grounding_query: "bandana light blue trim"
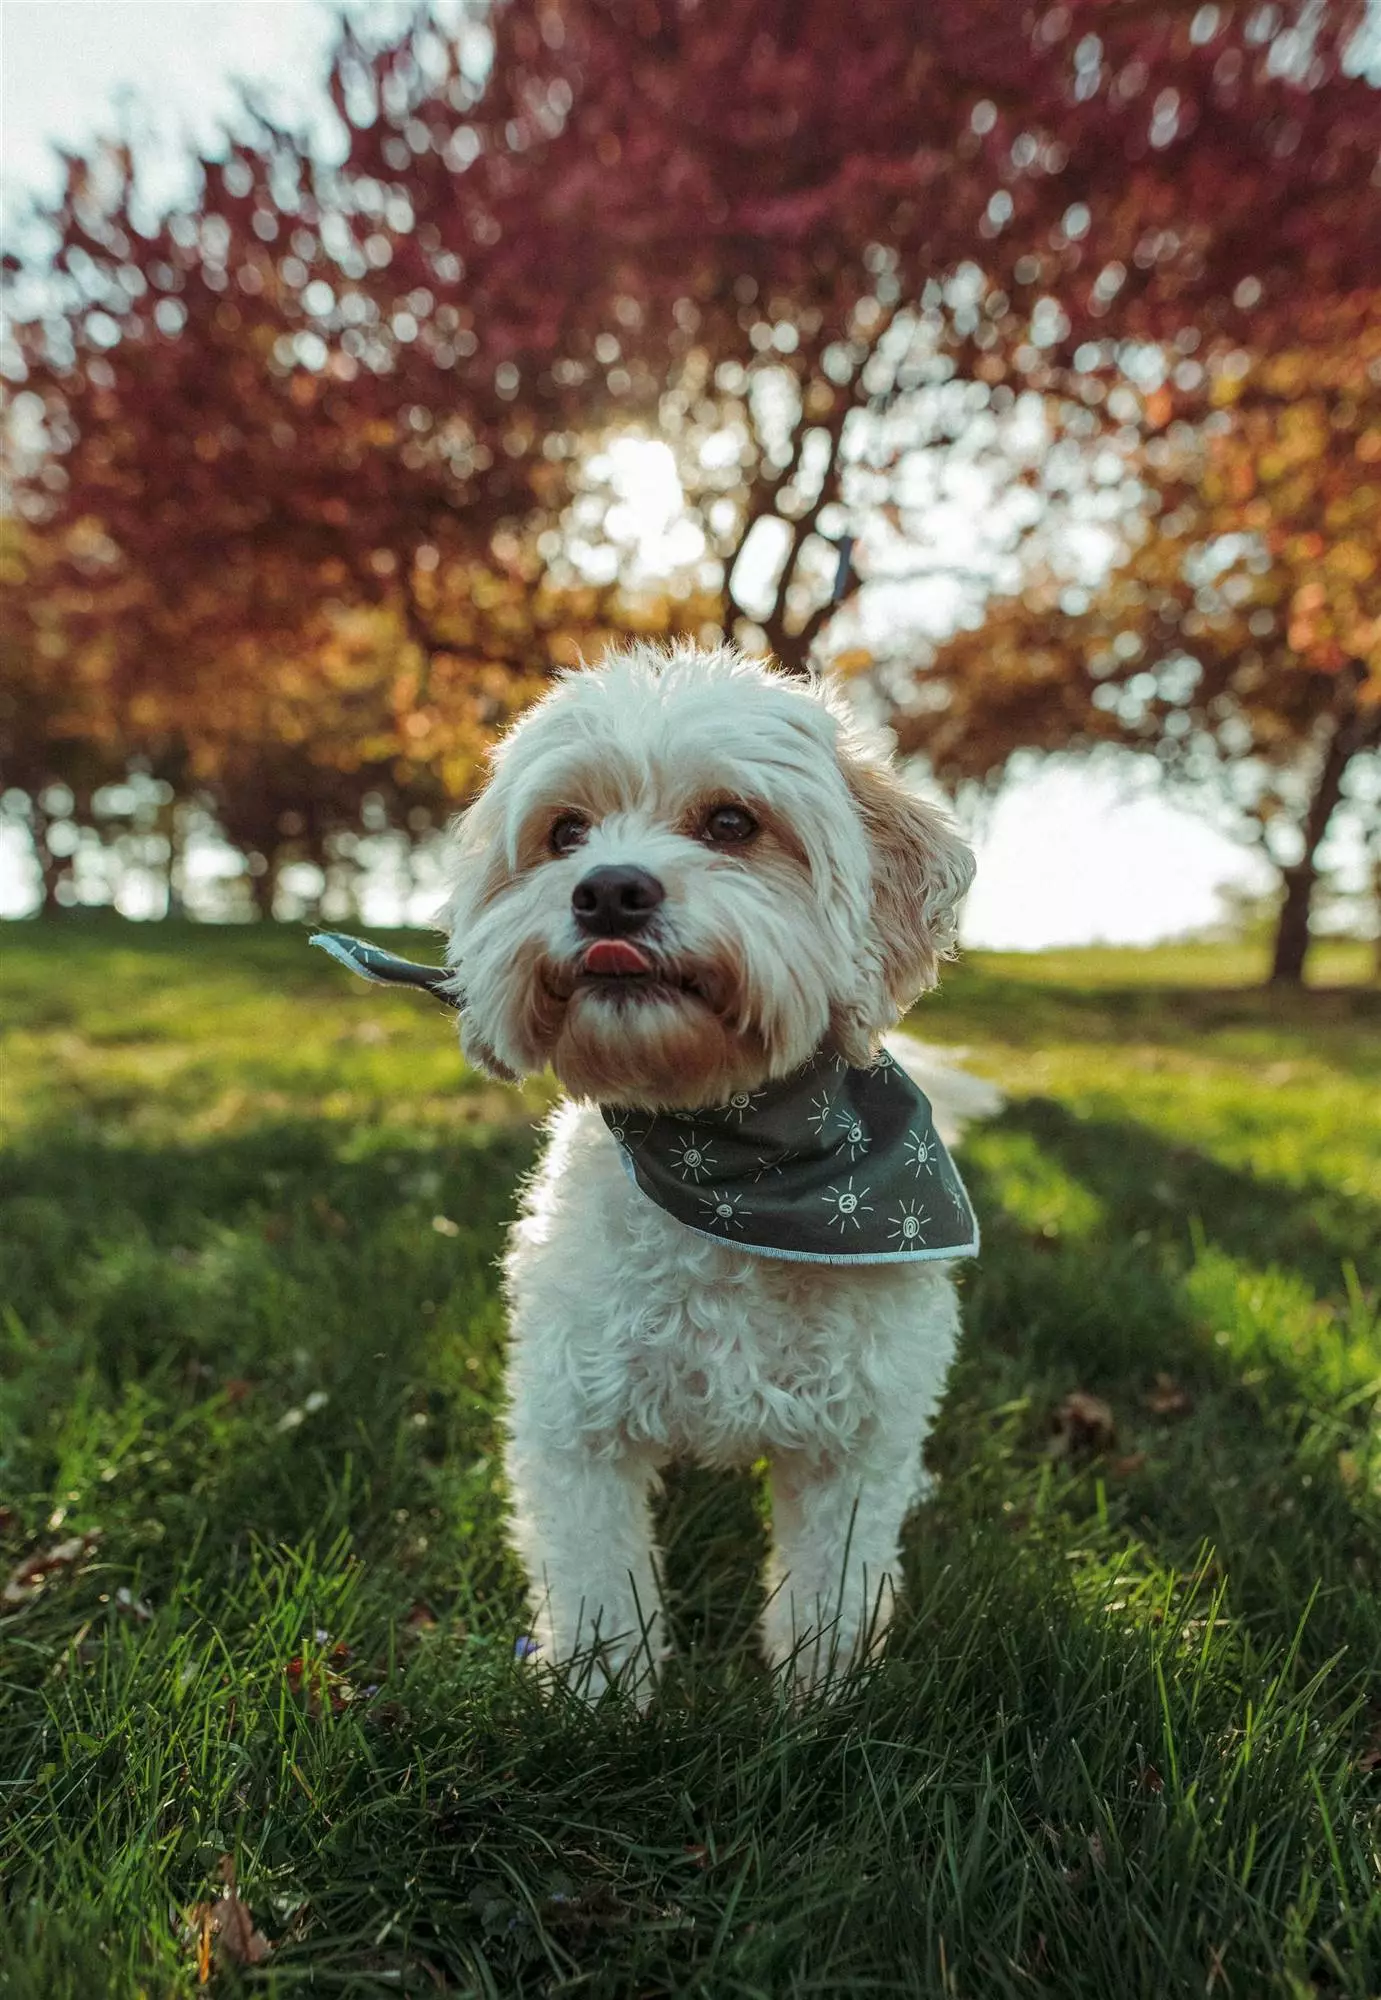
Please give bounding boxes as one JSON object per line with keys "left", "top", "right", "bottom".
{"left": 602, "top": 1048, "right": 980, "bottom": 1266}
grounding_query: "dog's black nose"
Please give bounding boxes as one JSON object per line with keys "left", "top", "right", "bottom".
{"left": 571, "top": 864, "right": 665, "bottom": 936}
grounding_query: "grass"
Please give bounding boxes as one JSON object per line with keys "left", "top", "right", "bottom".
{"left": 1, "top": 914, "right": 1378, "bottom": 1999}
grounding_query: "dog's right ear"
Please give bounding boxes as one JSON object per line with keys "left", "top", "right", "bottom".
{"left": 840, "top": 751, "right": 975, "bottom": 1013}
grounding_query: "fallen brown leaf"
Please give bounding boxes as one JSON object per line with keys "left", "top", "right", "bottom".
{"left": 1110, "top": 1451, "right": 1149, "bottom": 1478}
{"left": 184, "top": 1857, "right": 271, "bottom": 1979}
{"left": 1142, "top": 1372, "right": 1192, "bottom": 1417}
{"left": 3, "top": 1532, "right": 100, "bottom": 1606}
{"left": 1049, "top": 1392, "right": 1116, "bottom": 1459}
{"left": 1139, "top": 1763, "right": 1165, "bottom": 1795}
{"left": 310, "top": 1195, "right": 348, "bottom": 1236}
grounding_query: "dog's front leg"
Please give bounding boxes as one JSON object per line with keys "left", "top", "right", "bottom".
{"left": 504, "top": 1423, "right": 665, "bottom": 1701}
{"left": 763, "top": 1442, "right": 921, "bottom": 1697}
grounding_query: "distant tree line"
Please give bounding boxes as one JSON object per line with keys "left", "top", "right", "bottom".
{"left": 4, "top": 0, "right": 1378, "bottom": 977}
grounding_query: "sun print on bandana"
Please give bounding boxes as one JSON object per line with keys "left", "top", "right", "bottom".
{"left": 608, "top": 1111, "right": 657, "bottom": 1151}
{"left": 669, "top": 1131, "right": 717, "bottom": 1183}
{"left": 698, "top": 1187, "right": 751, "bottom": 1233}
{"left": 904, "top": 1126, "right": 942, "bottom": 1178}
{"left": 836, "top": 1109, "right": 870, "bottom": 1161}
{"left": 822, "top": 1176, "right": 874, "bottom": 1233}
{"left": 888, "top": 1199, "right": 931, "bottom": 1247}
{"left": 718, "top": 1087, "right": 767, "bottom": 1124}
{"left": 807, "top": 1090, "right": 836, "bottom": 1137}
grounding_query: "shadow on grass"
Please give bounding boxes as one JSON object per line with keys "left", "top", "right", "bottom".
{"left": 995, "top": 1094, "right": 1378, "bottom": 1299}
{"left": 656, "top": 1465, "right": 771, "bottom": 1672}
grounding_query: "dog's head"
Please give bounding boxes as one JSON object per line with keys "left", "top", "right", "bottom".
{"left": 442, "top": 644, "right": 973, "bottom": 1108}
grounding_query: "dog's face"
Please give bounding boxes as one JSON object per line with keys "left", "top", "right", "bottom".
{"left": 443, "top": 646, "right": 974, "bottom": 1109}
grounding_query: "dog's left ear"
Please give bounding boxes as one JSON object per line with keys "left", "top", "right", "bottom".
{"left": 841, "top": 752, "right": 975, "bottom": 1012}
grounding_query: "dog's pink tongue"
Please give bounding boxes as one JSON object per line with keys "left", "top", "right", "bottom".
{"left": 583, "top": 938, "right": 653, "bottom": 976}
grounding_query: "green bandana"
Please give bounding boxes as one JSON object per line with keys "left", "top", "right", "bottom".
{"left": 603, "top": 1048, "right": 978, "bottom": 1266}
{"left": 310, "top": 933, "right": 979, "bottom": 1266}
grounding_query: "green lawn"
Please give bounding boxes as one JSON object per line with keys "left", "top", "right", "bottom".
{"left": 2, "top": 917, "right": 1378, "bottom": 1999}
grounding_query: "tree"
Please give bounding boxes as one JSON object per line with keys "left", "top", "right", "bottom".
{"left": 896, "top": 295, "right": 1381, "bottom": 981}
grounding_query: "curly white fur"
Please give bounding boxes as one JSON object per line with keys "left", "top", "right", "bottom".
{"left": 443, "top": 643, "right": 984, "bottom": 1698}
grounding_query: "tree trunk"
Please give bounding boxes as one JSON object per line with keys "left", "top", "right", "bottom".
{"left": 166, "top": 800, "right": 187, "bottom": 919}
{"left": 246, "top": 854, "right": 277, "bottom": 920}
{"left": 31, "top": 808, "right": 62, "bottom": 912}
{"left": 1268, "top": 666, "right": 1367, "bottom": 987}
{"left": 1270, "top": 861, "right": 1316, "bottom": 986}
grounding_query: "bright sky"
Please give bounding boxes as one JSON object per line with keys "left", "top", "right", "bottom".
{"left": 3, "top": 2, "right": 351, "bottom": 219}
{"left": 1, "top": 0, "right": 1284, "bottom": 946}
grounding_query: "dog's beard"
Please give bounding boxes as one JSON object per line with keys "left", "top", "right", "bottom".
{"left": 469, "top": 926, "right": 833, "bottom": 1110}
{"left": 541, "top": 949, "right": 772, "bottom": 1108}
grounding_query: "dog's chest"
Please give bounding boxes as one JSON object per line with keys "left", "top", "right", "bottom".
{"left": 590, "top": 1177, "right": 911, "bottom": 1466}
{"left": 607, "top": 1263, "right": 856, "bottom": 1463}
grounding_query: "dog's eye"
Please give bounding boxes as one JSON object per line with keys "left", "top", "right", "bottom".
{"left": 700, "top": 804, "right": 758, "bottom": 846}
{"left": 548, "top": 814, "right": 589, "bottom": 856}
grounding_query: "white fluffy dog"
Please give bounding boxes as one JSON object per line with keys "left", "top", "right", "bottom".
{"left": 442, "top": 643, "right": 982, "bottom": 1698}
